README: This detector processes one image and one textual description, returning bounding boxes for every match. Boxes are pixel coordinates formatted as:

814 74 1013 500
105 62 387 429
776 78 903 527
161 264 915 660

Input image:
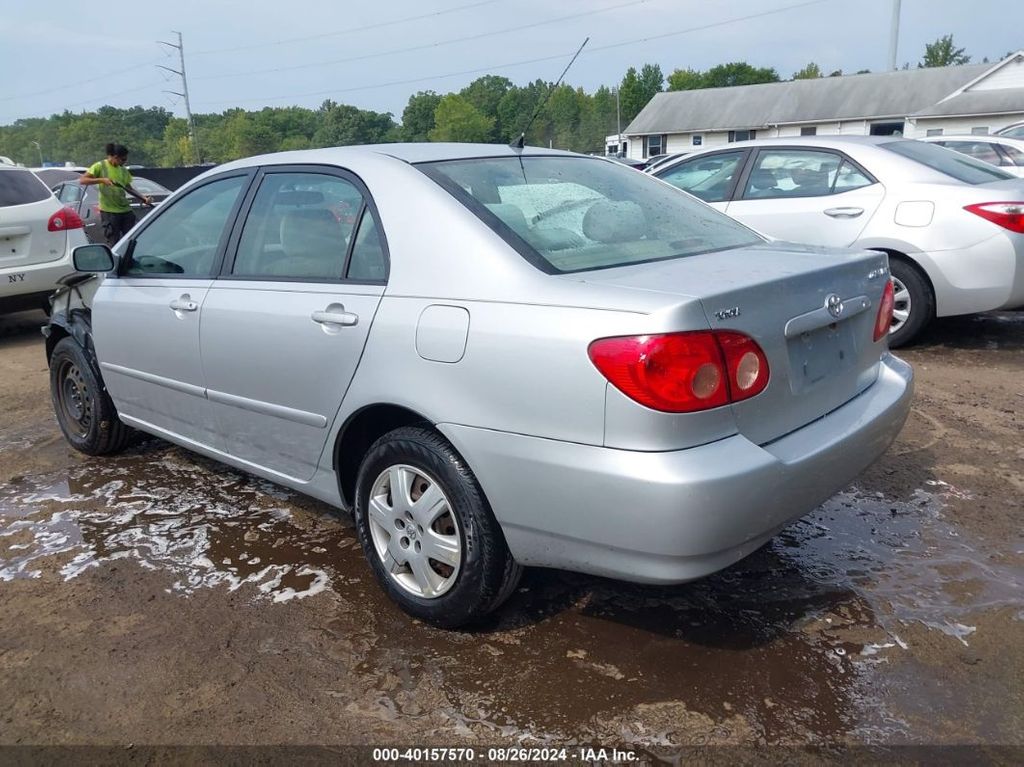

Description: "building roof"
912 88 1024 118
625 62 991 135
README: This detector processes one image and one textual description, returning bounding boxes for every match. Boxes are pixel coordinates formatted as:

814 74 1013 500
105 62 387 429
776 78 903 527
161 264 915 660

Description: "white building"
623 51 1024 159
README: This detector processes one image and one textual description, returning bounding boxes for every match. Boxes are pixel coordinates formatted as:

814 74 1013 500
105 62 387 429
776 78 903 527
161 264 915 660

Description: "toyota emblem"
825 293 844 319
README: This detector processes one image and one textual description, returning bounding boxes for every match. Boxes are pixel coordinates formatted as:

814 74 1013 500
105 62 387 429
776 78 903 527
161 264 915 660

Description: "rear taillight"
47 206 84 232
964 202 1024 233
874 279 895 343
588 330 770 413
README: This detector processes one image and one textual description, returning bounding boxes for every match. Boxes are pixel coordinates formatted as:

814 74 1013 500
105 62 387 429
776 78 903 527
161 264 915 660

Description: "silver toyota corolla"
46 144 913 627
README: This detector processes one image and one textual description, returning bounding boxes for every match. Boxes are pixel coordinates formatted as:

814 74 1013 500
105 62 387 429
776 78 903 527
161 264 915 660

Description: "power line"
195 0 835 107
194 0 650 82
0 59 162 103
193 0 503 56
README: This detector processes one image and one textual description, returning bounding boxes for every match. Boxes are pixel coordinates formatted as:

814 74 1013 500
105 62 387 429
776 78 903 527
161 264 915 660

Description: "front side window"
231 172 364 280
743 149 848 199
883 140 1013 184
124 175 246 277
419 156 761 274
658 151 745 203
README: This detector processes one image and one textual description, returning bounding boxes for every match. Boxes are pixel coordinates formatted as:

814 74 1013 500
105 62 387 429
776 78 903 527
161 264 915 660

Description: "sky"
0 0 1020 126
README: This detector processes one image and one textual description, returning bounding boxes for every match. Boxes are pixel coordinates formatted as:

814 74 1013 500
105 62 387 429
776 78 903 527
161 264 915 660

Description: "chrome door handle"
824 207 864 218
169 296 198 312
312 308 358 327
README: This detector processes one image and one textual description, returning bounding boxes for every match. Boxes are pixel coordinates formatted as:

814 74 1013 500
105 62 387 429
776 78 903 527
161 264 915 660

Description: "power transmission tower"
158 31 201 163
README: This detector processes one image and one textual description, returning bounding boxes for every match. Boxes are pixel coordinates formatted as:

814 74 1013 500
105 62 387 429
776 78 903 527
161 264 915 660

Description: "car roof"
214 143 583 172
921 134 1024 146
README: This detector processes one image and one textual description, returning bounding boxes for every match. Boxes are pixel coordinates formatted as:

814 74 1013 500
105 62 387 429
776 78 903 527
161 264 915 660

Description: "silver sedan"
47 144 912 627
652 136 1024 346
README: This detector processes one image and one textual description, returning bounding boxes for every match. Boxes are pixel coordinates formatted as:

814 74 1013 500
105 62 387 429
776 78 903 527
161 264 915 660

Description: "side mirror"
72 244 115 273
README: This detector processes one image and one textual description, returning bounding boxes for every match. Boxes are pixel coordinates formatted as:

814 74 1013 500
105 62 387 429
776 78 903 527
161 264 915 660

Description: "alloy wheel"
890 275 911 335
367 464 462 599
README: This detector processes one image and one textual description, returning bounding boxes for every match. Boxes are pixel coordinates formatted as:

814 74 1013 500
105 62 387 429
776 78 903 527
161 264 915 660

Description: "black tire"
353 426 522 628
888 258 934 348
49 336 132 455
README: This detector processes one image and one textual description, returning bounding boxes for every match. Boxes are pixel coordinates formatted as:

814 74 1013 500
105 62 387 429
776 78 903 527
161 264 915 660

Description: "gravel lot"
0 308 1021 751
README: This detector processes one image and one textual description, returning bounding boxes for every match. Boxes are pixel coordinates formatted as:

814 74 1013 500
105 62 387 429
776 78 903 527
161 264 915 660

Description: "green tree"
701 62 780 88
312 102 396 147
792 62 822 79
400 91 442 142
429 95 494 142
619 64 663 123
920 34 970 68
667 67 704 91
460 75 513 140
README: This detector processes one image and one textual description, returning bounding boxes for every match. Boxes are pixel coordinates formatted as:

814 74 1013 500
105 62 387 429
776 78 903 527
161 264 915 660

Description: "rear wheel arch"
333 404 432 509
867 248 935 297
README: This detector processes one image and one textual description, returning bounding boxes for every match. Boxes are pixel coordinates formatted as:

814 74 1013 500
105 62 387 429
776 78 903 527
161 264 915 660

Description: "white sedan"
651 136 1024 346
920 134 1024 178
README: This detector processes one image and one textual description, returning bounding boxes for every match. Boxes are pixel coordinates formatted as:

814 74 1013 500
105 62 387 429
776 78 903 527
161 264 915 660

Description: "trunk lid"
573 242 890 445
0 197 67 269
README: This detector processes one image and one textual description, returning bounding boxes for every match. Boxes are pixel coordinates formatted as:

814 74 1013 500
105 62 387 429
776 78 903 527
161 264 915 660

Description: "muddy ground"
0 308 1021 753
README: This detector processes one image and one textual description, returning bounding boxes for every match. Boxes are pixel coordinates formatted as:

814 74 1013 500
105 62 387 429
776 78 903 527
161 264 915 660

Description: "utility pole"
158 31 200 164
31 141 43 166
615 87 622 156
888 0 902 71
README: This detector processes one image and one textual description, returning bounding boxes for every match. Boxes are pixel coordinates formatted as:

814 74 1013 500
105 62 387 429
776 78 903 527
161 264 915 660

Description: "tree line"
0 34 991 167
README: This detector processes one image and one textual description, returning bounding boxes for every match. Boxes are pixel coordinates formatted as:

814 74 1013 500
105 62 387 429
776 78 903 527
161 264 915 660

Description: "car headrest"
749 169 778 190
279 208 341 262
485 203 531 237
582 200 645 243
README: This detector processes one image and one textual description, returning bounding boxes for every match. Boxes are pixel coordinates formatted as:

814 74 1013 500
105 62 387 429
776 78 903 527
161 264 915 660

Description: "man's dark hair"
105 142 129 159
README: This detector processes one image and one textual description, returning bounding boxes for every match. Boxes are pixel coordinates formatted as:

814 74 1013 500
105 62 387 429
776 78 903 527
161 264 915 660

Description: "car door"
655 149 749 211
92 172 252 447
723 147 885 248
200 167 388 481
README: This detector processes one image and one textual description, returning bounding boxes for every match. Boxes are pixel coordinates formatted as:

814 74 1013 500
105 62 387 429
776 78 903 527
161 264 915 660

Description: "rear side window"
420 156 760 274
882 140 1013 184
0 169 51 207
231 172 363 280
943 141 1003 167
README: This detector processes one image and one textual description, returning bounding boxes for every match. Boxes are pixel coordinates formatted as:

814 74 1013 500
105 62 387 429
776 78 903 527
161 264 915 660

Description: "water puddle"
1 437 1021 744
0 442 363 602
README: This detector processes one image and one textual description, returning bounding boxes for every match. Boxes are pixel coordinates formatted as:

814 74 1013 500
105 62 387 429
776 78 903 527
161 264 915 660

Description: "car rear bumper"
0 253 74 304
920 231 1024 316
439 353 913 584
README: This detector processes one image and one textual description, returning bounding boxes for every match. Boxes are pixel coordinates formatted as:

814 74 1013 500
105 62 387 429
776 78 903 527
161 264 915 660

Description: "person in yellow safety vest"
79 143 153 246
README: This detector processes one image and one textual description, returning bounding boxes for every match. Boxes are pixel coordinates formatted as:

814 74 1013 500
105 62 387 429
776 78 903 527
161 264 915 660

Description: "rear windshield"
0 168 52 207
419 156 761 273
131 177 170 195
882 140 1013 184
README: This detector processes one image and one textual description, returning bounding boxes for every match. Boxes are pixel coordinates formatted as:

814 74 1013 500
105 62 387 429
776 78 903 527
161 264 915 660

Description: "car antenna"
510 37 589 150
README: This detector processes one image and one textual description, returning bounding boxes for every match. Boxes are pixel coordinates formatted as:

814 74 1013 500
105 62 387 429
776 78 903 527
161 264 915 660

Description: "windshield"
882 140 1013 184
419 156 761 274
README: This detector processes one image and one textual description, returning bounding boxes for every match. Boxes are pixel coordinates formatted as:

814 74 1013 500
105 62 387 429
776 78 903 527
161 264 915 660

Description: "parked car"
651 136 1024 346
919 135 1024 177
642 152 686 172
52 176 171 244
996 121 1024 139
605 155 646 169
31 167 88 188
0 165 87 314
46 144 912 627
